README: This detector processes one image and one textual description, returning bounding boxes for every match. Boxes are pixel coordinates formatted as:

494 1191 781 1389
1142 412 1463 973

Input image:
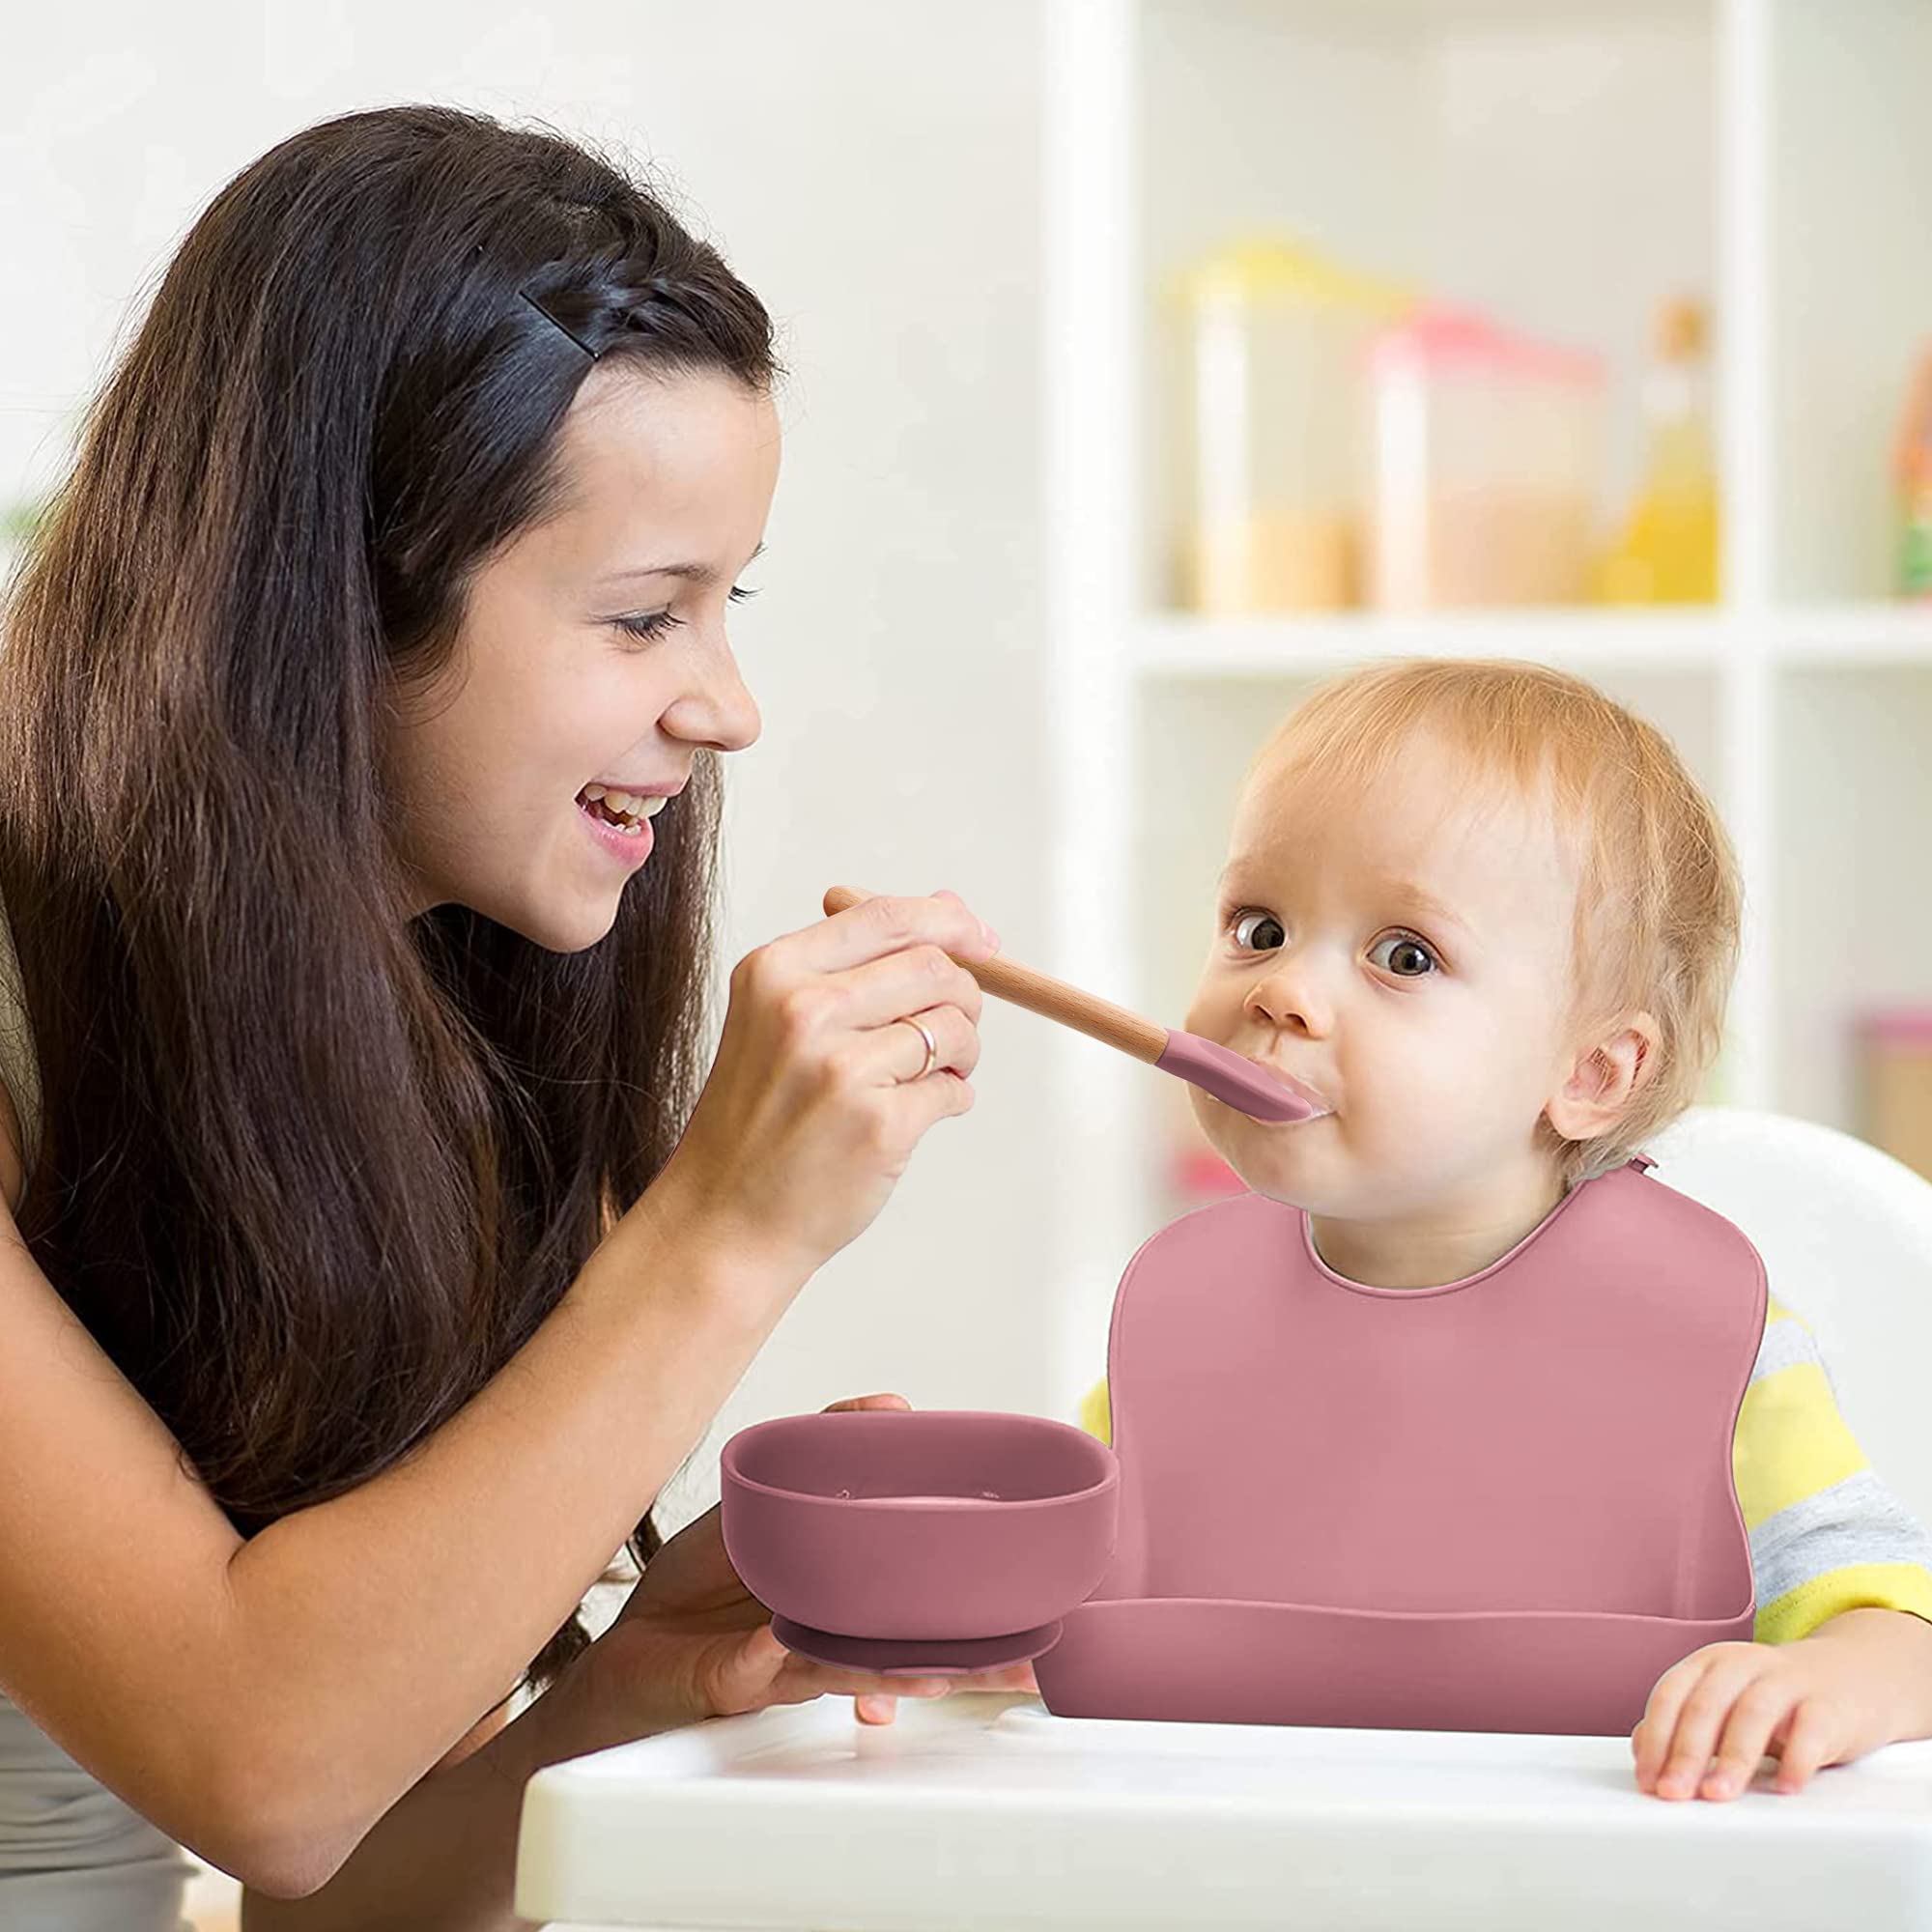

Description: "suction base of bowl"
771 1614 1065 1676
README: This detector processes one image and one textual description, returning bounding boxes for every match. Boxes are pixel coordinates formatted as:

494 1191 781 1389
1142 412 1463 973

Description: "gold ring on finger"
895 1014 939 1081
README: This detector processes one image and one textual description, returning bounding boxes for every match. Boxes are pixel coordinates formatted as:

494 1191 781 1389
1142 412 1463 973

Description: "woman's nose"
665 639 761 753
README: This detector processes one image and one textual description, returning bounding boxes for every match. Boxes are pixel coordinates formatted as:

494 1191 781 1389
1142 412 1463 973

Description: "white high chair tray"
515 1690 1932 1930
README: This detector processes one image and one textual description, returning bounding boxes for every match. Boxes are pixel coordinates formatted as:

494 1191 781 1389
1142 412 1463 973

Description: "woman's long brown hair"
0 104 777 1687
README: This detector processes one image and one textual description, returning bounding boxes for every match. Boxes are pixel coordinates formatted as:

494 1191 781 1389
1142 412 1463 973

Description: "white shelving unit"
1039 0 1932 1411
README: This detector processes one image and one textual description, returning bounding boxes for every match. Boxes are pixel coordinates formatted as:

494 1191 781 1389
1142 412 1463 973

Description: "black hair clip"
520 287 600 361
519 273 700 362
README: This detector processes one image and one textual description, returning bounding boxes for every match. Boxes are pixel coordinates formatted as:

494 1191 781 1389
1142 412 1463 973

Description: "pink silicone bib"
1034 1157 1766 1734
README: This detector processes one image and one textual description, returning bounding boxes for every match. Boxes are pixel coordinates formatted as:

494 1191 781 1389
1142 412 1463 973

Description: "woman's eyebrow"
597 540 766 586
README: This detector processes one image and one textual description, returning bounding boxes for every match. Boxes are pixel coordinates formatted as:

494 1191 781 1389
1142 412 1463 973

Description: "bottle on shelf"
1896 344 1932 601
1595 297 1719 606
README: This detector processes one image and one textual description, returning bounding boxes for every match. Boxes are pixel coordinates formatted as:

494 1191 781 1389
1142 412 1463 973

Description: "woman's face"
385 364 780 950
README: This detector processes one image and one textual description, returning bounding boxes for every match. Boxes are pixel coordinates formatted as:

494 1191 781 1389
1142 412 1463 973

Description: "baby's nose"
1249 960 1332 1037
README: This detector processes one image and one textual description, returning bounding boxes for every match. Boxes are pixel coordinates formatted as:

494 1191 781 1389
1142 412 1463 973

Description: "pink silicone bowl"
721 1408 1119 1642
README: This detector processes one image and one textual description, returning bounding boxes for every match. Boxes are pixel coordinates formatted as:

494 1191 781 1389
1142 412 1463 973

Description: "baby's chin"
1194 1101 1333 1210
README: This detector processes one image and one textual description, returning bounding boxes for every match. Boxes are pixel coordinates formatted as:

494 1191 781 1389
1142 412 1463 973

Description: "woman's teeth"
580 784 667 836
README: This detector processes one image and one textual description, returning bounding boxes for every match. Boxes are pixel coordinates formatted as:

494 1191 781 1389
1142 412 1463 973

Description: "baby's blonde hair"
1247 657 1742 1187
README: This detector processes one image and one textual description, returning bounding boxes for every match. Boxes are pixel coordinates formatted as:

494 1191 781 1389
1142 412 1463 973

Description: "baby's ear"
1546 1009 1660 1143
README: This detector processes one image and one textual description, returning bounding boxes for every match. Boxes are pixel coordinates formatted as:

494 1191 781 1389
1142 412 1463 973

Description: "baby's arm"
1634 1293 1932 1800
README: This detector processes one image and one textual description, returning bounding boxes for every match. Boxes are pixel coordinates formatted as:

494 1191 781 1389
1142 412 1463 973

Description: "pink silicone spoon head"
1153 1031 1330 1124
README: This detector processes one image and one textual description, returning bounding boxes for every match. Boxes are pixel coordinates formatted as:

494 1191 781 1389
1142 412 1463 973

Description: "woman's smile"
574 785 661 867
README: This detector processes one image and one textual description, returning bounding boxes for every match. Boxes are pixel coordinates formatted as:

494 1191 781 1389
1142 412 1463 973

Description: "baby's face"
1184 731 1588 1219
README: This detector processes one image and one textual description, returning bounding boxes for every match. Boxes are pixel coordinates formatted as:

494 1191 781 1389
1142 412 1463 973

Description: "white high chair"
517 1106 1932 1932
1643 1105 1932 1527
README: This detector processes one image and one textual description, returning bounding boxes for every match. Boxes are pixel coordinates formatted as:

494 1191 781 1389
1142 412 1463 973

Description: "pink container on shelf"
1365 305 1605 610
1857 1006 1932 1183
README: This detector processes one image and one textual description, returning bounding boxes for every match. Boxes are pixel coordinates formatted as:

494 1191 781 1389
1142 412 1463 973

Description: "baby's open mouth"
576 784 666 837
1251 1061 1332 1118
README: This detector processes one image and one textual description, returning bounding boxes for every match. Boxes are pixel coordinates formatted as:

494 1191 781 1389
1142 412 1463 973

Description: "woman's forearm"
240 1646 629 1930
219 1165 803 1891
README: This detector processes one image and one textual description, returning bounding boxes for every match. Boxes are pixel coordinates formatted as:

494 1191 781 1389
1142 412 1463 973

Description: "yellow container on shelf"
1857 1008 1932 1183
1173 238 1411 615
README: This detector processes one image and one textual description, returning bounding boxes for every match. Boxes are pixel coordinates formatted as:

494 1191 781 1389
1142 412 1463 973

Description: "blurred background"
6 3 1932 1918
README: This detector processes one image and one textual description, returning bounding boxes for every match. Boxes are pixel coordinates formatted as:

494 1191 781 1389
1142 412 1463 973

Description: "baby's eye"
1369 931 1438 978
1231 909 1286 952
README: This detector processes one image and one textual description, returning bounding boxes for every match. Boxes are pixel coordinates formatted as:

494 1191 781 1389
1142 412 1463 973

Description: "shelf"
1135 0 1719 616
1134 609 1729 675
1768 0 1932 605
1133 604 1932 680
1773 604 1932 665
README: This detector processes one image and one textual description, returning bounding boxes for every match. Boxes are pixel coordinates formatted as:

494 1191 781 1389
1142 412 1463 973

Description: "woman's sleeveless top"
0 899 194 1928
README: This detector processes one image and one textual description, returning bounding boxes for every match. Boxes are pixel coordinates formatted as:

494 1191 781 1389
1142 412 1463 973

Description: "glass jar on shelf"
1364 304 1605 611
1173 237 1410 615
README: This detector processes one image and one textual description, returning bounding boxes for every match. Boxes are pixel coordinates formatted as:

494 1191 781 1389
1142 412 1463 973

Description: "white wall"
0 0 1063 1549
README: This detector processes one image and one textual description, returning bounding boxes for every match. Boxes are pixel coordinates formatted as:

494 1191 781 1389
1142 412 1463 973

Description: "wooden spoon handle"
822 885 1167 1065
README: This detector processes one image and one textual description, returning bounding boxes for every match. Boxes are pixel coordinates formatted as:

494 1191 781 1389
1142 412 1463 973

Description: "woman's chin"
468 878 622 954
535 896 623 952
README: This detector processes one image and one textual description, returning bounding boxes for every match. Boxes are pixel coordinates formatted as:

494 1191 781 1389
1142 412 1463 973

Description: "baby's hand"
1632 1632 1896 1800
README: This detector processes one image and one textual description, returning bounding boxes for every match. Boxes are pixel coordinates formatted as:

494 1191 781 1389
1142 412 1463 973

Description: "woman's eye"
613 610 683 646
1369 932 1438 978
613 584 758 648
1231 909 1286 952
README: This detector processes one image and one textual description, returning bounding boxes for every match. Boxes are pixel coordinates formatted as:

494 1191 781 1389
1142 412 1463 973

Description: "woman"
0 102 1019 1928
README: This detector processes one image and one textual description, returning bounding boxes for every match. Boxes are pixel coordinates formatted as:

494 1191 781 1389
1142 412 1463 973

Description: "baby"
1078 656 1932 1800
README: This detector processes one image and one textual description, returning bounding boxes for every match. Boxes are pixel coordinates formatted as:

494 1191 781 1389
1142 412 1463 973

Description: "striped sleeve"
1734 1294 1932 1644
